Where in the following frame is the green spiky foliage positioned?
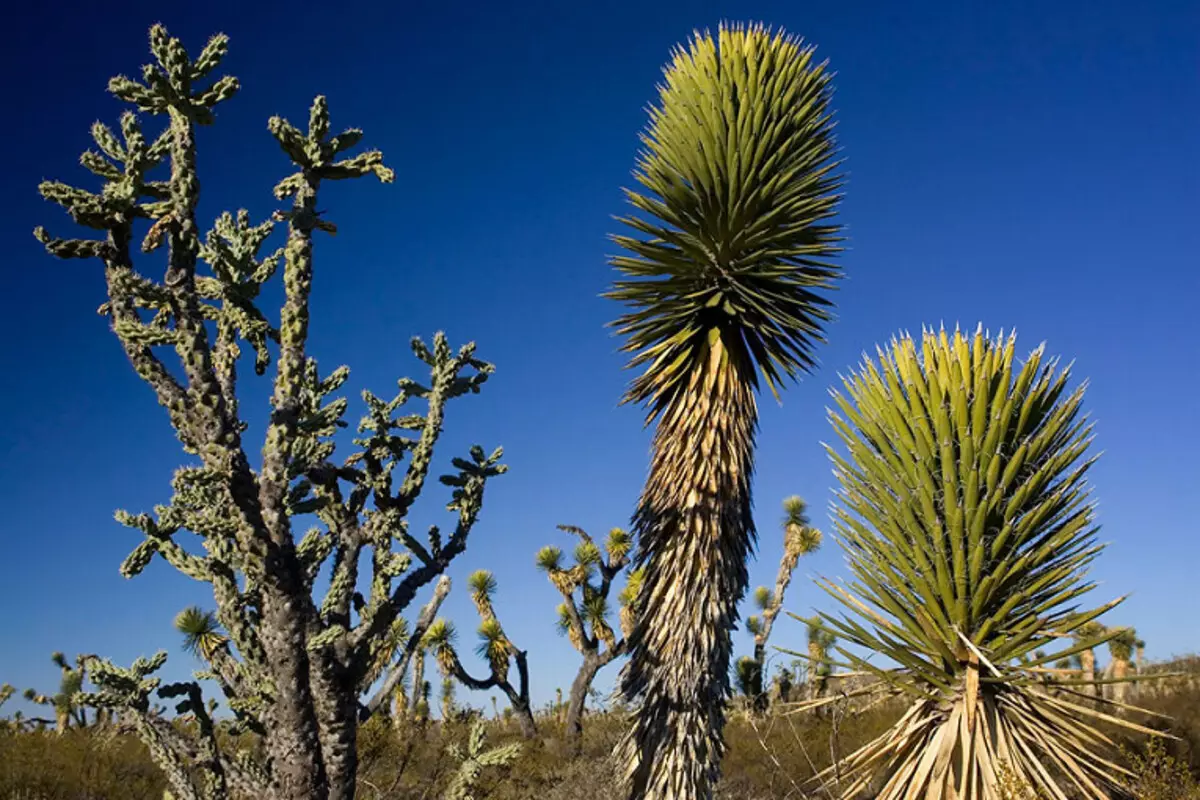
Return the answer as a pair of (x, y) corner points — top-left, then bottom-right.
(443, 719), (522, 800)
(607, 22), (844, 799)
(423, 574), (536, 738)
(807, 327), (1167, 800)
(732, 657), (761, 706)
(771, 664), (794, 704)
(742, 495), (823, 712)
(34, 24), (505, 800)
(537, 525), (636, 751)
(175, 607), (229, 662)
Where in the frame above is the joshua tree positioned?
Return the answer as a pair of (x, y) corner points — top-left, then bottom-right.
(744, 496), (822, 711)
(423, 572), (536, 738)
(607, 23), (845, 799)
(361, 575), (453, 724)
(1075, 621), (1106, 699)
(22, 652), (94, 734)
(440, 677), (458, 721)
(536, 525), (637, 751)
(803, 619), (837, 703)
(1107, 628), (1137, 705)
(807, 327), (1164, 799)
(732, 657), (760, 711)
(33, 24), (504, 800)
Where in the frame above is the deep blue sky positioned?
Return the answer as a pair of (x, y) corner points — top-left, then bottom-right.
(1, 0), (1197, 716)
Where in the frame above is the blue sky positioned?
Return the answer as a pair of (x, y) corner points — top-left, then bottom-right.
(1, 0), (1197, 716)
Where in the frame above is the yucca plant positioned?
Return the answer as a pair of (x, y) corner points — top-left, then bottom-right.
(743, 495), (823, 712)
(608, 22), (844, 799)
(536, 525), (636, 752)
(1107, 628), (1137, 705)
(1075, 620), (1106, 699)
(423, 573), (536, 738)
(22, 652), (95, 734)
(809, 327), (1167, 800)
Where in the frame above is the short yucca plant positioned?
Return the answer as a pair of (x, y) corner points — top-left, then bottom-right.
(810, 327), (1167, 800)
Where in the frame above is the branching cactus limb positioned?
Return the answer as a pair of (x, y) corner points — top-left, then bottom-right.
(423, 574), (536, 739)
(35, 24), (503, 800)
(743, 496), (822, 712)
(442, 719), (522, 800)
(361, 575), (452, 721)
(536, 525), (636, 752)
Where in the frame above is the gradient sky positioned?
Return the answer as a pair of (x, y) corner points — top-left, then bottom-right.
(1, 0), (1197, 717)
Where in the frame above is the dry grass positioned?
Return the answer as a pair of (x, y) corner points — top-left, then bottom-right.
(2, 668), (1197, 800)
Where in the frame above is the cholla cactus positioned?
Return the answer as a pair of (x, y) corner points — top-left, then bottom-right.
(33, 24), (505, 800)
(742, 496), (822, 712)
(423, 577), (536, 738)
(536, 525), (635, 752)
(442, 719), (522, 800)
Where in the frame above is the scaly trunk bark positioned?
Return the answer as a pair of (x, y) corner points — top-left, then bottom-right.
(411, 652), (427, 720)
(1080, 648), (1096, 699)
(619, 339), (756, 800)
(512, 699), (537, 740)
(750, 640), (768, 714)
(259, 582), (328, 800)
(1112, 658), (1129, 706)
(311, 654), (358, 800)
(508, 650), (537, 740)
(565, 654), (604, 754)
(807, 640), (823, 701)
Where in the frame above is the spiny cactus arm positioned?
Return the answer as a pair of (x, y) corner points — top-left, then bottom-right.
(159, 681), (229, 799)
(259, 95), (392, 565)
(121, 27), (249, 471)
(369, 335), (497, 519)
(78, 652), (258, 800)
(196, 209), (283, 414)
(348, 443), (504, 663)
(361, 575), (451, 719)
(443, 720), (522, 800)
(33, 115), (191, 444)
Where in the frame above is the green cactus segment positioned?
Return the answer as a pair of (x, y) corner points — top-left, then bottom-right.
(33, 22), (504, 799)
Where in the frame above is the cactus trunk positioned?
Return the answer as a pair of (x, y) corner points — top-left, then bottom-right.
(619, 339), (756, 800)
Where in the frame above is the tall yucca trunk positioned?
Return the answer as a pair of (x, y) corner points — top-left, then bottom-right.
(1112, 658), (1129, 705)
(1081, 648), (1097, 698)
(807, 640), (824, 701)
(619, 340), (756, 800)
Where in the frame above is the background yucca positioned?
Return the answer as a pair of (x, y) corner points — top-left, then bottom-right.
(807, 326), (1167, 799)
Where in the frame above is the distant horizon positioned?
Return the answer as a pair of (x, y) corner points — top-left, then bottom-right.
(1, 0), (1196, 720)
